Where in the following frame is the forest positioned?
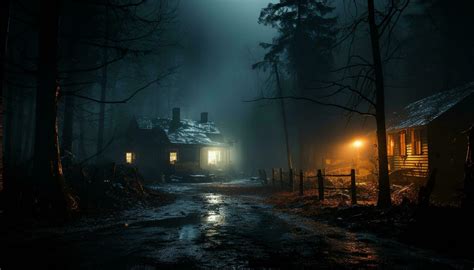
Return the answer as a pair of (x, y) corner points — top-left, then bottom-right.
(1, 0), (474, 268)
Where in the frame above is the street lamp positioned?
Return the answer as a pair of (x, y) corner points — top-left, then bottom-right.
(352, 139), (364, 173)
(352, 139), (363, 149)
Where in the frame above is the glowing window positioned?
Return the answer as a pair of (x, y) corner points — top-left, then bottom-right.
(387, 134), (394, 156)
(169, 151), (178, 164)
(412, 129), (423, 155)
(126, 152), (134, 164)
(208, 150), (221, 165)
(399, 131), (407, 156)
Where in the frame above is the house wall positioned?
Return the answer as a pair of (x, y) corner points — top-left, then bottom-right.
(428, 95), (474, 202)
(388, 127), (429, 177)
(173, 145), (201, 174)
(125, 126), (169, 180)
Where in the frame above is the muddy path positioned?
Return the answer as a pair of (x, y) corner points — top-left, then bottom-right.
(1, 179), (471, 269)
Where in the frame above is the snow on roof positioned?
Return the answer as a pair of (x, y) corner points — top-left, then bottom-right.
(387, 82), (474, 131)
(136, 117), (226, 146)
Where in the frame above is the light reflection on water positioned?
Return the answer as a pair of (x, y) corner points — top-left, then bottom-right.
(205, 194), (223, 204)
(204, 194), (226, 226)
(206, 210), (225, 224)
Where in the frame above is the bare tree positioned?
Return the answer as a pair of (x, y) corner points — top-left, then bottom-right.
(96, 2), (110, 162)
(0, 0), (11, 191)
(274, 62), (293, 170)
(33, 0), (70, 216)
(250, 0), (410, 207)
(57, 0), (177, 162)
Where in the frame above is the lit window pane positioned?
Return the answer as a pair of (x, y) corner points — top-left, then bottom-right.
(399, 131), (406, 156)
(126, 152), (133, 164)
(208, 150), (221, 165)
(170, 151), (178, 164)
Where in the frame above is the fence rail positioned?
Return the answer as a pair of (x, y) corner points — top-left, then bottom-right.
(260, 168), (357, 205)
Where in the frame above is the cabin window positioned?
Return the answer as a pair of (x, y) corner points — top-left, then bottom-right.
(399, 131), (407, 156)
(125, 152), (134, 164)
(208, 150), (221, 165)
(169, 151), (178, 164)
(412, 129), (423, 155)
(387, 134), (394, 156)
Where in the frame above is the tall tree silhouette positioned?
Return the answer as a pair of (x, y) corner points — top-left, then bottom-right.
(33, 0), (70, 216)
(258, 0), (337, 89)
(251, 0), (410, 207)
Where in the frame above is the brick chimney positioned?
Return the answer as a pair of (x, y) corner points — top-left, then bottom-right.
(172, 107), (180, 123)
(200, 112), (208, 123)
(170, 107), (181, 131)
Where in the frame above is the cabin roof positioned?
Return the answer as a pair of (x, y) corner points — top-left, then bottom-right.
(387, 82), (474, 131)
(136, 117), (226, 146)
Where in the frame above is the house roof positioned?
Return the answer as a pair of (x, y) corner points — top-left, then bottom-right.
(136, 117), (226, 146)
(387, 82), (474, 131)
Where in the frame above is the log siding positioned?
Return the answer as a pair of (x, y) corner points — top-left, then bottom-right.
(388, 127), (429, 177)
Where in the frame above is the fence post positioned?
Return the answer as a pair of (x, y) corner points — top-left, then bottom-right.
(289, 168), (294, 191)
(279, 168), (283, 189)
(272, 168), (275, 187)
(317, 169), (324, 201)
(299, 169), (304, 196)
(262, 169), (268, 184)
(351, 169), (357, 205)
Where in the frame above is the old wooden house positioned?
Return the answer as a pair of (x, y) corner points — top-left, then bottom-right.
(124, 108), (231, 180)
(385, 83), (474, 200)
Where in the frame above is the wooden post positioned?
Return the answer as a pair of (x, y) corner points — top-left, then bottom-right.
(317, 169), (324, 201)
(262, 169), (268, 184)
(350, 169), (357, 205)
(289, 168), (294, 191)
(279, 168), (283, 189)
(299, 169), (304, 196)
(272, 168), (275, 187)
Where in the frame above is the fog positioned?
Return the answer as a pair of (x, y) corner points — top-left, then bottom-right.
(5, 0), (472, 176)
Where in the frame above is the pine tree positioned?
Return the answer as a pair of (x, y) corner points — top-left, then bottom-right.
(258, 0), (337, 89)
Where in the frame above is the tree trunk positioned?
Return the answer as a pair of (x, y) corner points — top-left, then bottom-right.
(21, 98), (34, 161)
(33, 0), (69, 217)
(78, 103), (87, 160)
(97, 6), (109, 162)
(368, 0), (391, 207)
(61, 93), (74, 167)
(274, 62), (293, 170)
(13, 93), (25, 163)
(0, 0), (11, 192)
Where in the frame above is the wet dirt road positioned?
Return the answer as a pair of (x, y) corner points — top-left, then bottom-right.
(3, 179), (471, 269)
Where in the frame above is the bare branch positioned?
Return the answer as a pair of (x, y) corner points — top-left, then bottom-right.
(330, 63), (373, 73)
(64, 66), (179, 103)
(308, 80), (376, 107)
(244, 95), (375, 117)
(59, 53), (126, 74)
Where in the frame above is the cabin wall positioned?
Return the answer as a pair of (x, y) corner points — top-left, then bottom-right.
(428, 95), (474, 202)
(125, 127), (169, 180)
(173, 145), (201, 174)
(388, 127), (429, 177)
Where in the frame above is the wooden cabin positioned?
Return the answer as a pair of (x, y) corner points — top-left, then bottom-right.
(386, 83), (474, 201)
(125, 108), (231, 180)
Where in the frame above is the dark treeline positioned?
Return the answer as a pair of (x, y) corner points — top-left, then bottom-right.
(1, 0), (474, 217)
(1, 0), (177, 218)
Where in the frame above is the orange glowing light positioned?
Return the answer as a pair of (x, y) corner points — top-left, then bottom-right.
(352, 140), (364, 148)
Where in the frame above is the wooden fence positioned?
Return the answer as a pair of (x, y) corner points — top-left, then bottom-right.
(259, 168), (357, 205)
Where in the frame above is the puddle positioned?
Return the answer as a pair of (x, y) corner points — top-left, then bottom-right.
(179, 225), (200, 241)
(205, 193), (223, 204)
